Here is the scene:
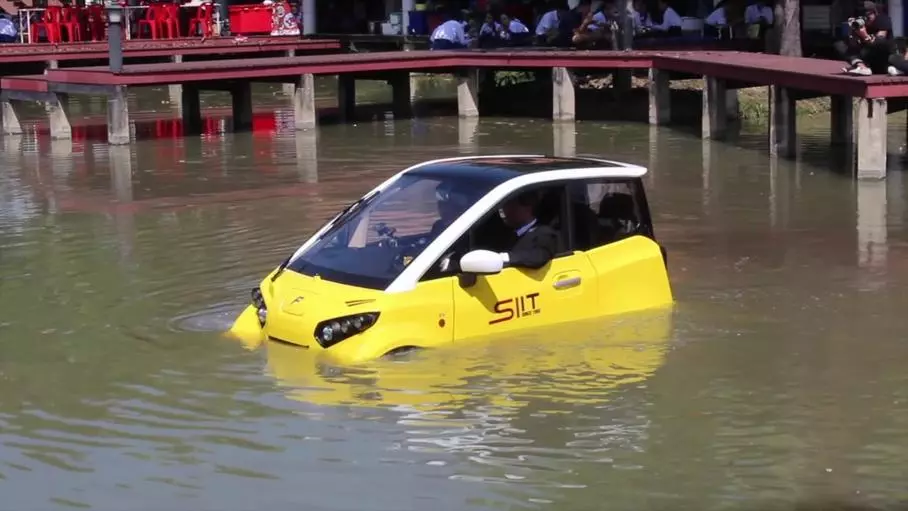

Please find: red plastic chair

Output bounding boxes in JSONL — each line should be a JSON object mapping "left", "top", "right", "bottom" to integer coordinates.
{"left": 31, "top": 6, "right": 63, "bottom": 43}
{"left": 136, "top": 3, "right": 161, "bottom": 39}
{"left": 86, "top": 4, "right": 105, "bottom": 41}
{"left": 188, "top": 2, "right": 213, "bottom": 38}
{"left": 159, "top": 3, "right": 180, "bottom": 38}
{"left": 60, "top": 6, "right": 83, "bottom": 42}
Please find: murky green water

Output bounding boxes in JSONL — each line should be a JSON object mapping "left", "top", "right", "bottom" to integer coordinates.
{"left": 3, "top": 83, "right": 908, "bottom": 510}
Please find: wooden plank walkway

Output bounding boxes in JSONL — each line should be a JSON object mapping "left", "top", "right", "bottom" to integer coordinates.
{"left": 1, "top": 48, "right": 906, "bottom": 179}
{"left": 0, "top": 36, "right": 341, "bottom": 64}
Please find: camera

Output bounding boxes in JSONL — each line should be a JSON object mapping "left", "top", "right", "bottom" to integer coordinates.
{"left": 849, "top": 16, "right": 867, "bottom": 30}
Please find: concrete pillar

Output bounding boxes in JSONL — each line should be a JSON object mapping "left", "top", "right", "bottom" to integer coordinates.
{"left": 169, "top": 55, "right": 183, "bottom": 108}
{"left": 109, "top": 145, "right": 134, "bottom": 203}
{"left": 856, "top": 98, "right": 887, "bottom": 180}
{"left": 831, "top": 95, "right": 854, "bottom": 146}
{"left": 48, "top": 93, "right": 72, "bottom": 140}
{"left": 769, "top": 85, "right": 796, "bottom": 158}
{"left": 295, "top": 130, "right": 318, "bottom": 183}
{"left": 337, "top": 74, "right": 355, "bottom": 123}
{"left": 458, "top": 116, "right": 479, "bottom": 149}
{"left": 856, "top": 180, "right": 888, "bottom": 271}
{"left": 390, "top": 72, "right": 412, "bottom": 119}
{"left": 47, "top": 59, "right": 59, "bottom": 70}
{"left": 1, "top": 99, "right": 23, "bottom": 135}
{"left": 552, "top": 67, "right": 575, "bottom": 122}
{"left": 303, "top": 0, "right": 316, "bottom": 35}
{"left": 701, "top": 76, "right": 726, "bottom": 139}
{"left": 181, "top": 84, "right": 202, "bottom": 135}
{"left": 283, "top": 50, "right": 296, "bottom": 96}
{"left": 457, "top": 69, "right": 479, "bottom": 118}
{"left": 647, "top": 125, "right": 658, "bottom": 189}
{"left": 552, "top": 121, "right": 576, "bottom": 157}
{"left": 648, "top": 68, "right": 670, "bottom": 125}
{"left": 293, "top": 73, "right": 317, "bottom": 130}
{"left": 231, "top": 82, "right": 253, "bottom": 132}
{"left": 107, "top": 85, "right": 130, "bottom": 145}
{"left": 726, "top": 89, "right": 740, "bottom": 121}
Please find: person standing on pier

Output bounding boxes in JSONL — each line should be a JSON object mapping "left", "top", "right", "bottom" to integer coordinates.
{"left": 834, "top": 1, "right": 893, "bottom": 76}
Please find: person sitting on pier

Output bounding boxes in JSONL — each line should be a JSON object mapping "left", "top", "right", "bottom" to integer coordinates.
{"left": 0, "top": 12, "right": 16, "bottom": 43}
{"left": 571, "top": 0, "right": 612, "bottom": 48}
{"left": 744, "top": 0, "right": 773, "bottom": 39}
{"left": 477, "top": 11, "right": 504, "bottom": 47}
{"left": 703, "top": 0, "right": 728, "bottom": 38}
{"left": 430, "top": 10, "right": 469, "bottom": 50}
{"left": 499, "top": 12, "right": 533, "bottom": 45}
{"left": 644, "top": 0, "right": 682, "bottom": 37}
{"left": 834, "top": 1, "right": 893, "bottom": 76}
{"left": 535, "top": 0, "right": 573, "bottom": 46}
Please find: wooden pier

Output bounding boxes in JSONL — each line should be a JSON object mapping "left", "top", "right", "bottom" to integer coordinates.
{"left": 1, "top": 48, "right": 907, "bottom": 180}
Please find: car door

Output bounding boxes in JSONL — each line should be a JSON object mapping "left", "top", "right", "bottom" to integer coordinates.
{"left": 569, "top": 178, "right": 672, "bottom": 316}
{"left": 449, "top": 183, "right": 599, "bottom": 341}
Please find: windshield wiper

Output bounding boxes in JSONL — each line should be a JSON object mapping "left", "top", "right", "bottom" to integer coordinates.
{"left": 270, "top": 190, "right": 380, "bottom": 283}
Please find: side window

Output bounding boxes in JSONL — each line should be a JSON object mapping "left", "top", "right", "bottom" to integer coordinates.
{"left": 568, "top": 179, "right": 645, "bottom": 252}
{"left": 419, "top": 183, "right": 568, "bottom": 282}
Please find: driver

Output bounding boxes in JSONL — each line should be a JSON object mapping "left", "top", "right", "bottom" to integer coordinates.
{"left": 429, "top": 182, "right": 474, "bottom": 237}
{"left": 497, "top": 190, "right": 559, "bottom": 269}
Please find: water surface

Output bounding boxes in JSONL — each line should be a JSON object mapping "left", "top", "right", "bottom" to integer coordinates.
{"left": 2, "top": 85, "right": 908, "bottom": 511}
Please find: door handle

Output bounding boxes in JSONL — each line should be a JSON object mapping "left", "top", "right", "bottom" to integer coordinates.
{"left": 553, "top": 276, "right": 581, "bottom": 289}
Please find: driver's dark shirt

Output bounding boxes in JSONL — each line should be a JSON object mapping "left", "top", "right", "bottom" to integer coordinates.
{"left": 504, "top": 223, "right": 559, "bottom": 269}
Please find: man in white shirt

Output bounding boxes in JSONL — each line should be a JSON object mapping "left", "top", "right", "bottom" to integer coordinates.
{"left": 645, "top": 0, "right": 682, "bottom": 37}
{"left": 430, "top": 11, "right": 468, "bottom": 49}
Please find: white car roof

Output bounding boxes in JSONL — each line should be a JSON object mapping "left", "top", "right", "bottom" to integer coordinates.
{"left": 402, "top": 154, "right": 648, "bottom": 180}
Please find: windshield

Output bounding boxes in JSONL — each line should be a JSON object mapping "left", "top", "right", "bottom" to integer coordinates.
{"left": 287, "top": 173, "right": 495, "bottom": 289}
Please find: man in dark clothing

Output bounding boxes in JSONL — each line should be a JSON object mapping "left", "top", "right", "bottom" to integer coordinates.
{"left": 497, "top": 191, "right": 559, "bottom": 269}
{"left": 834, "top": 1, "right": 894, "bottom": 76}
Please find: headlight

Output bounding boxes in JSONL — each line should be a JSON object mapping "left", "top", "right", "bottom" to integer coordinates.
{"left": 251, "top": 287, "right": 267, "bottom": 327}
{"left": 314, "top": 312, "right": 380, "bottom": 348}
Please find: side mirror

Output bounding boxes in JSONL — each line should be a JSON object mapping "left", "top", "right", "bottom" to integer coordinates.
{"left": 459, "top": 249, "right": 504, "bottom": 275}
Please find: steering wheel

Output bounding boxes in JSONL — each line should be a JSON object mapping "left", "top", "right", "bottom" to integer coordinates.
{"left": 374, "top": 222, "right": 399, "bottom": 248}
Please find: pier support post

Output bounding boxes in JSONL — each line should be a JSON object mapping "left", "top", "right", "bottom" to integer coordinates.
{"left": 648, "top": 68, "right": 670, "bottom": 125}
{"left": 1, "top": 99, "right": 22, "bottom": 135}
{"left": 231, "top": 82, "right": 253, "bottom": 132}
{"left": 856, "top": 98, "right": 887, "bottom": 180}
{"left": 770, "top": 85, "right": 797, "bottom": 158}
{"left": 293, "top": 73, "right": 317, "bottom": 130}
{"left": 337, "top": 75, "right": 355, "bottom": 122}
{"left": 457, "top": 69, "right": 479, "bottom": 118}
{"left": 701, "top": 76, "right": 726, "bottom": 139}
{"left": 48, "top": 93, "right": 72, "bottom": 140}
{"left": 390, "top": 72, "right": 412, "bottom": 119}
{"left": 107, "top": 85, "right": 130, "bottom": 145}
{"left": 169, "top": 55, "right": 183, "bottom": 108}
{"left": 553, "top": 121, "right": 576, "bottom": 157}
{"left": 831, "top": 95, "right": 854, "bottom": 146}
{"left": 181, "top": 84, "right": 202, "bottom": 136}
{"left": 283, "top": 50, "right": 296, "bottom": 96}
{"left": 726, "top": 89, "right": 740, "bottom": 121}
{"left": 552, "top": 67, "right": 575, "bottom": 121}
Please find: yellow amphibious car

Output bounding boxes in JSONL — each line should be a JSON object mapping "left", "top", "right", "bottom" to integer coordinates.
{"left": 229, "top": 155, "right": 673, "bottom": 365}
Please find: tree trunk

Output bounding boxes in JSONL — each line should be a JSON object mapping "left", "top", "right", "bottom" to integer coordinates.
{"left": 774, "top": 0, "right": 802, "bottom": 57}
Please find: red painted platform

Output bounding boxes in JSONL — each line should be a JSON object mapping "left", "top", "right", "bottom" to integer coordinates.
{"left": 655, "top": 51, "right": 908, "bottom": 99}
{"left": 0, "top": 36, "right": 341, "bottom": 64}
{"left": 3, "top": 49, "right": 908, "bottom": 100}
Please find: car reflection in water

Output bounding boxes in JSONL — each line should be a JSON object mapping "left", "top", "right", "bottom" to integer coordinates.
{"left": 259, "top": 308, "right": 675, "bottom": 418}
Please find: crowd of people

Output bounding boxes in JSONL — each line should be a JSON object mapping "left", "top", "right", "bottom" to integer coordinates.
{"left": 428, "top": 0, "right": 694, "bottom": 50}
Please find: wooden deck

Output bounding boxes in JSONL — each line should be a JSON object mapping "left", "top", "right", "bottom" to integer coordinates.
{"left": 1, "top": 48, "right": 905, "bottom": 180}
{"left": 0, "top": 36, "right": 341, "bottom": 64}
